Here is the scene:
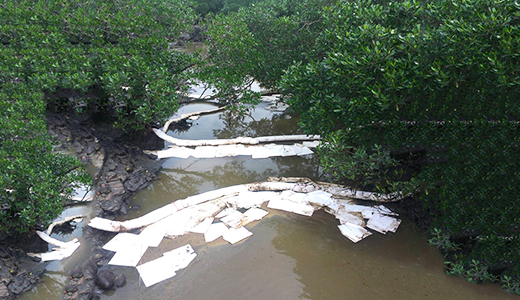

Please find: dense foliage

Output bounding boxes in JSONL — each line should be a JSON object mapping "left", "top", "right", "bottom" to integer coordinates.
{"left": 197, "top": 0, "right": 332, "bottom": 105}
{"left": 1, "top": 0, "right": 197, "bottom": 130}
{"left": 0, "top": 0, "right": 196, "bottom": 234}
{"left": 0, "top": 85, "right": 89, "bottom": 234}
{"left": 204, "top": 0, "right": 520, "bottom": 294}
{"left": 192, "top": 0, "right": 266, "bottom": 15}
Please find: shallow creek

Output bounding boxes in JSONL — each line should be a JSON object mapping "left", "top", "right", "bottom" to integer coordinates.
{"left": 22, "top": 100, "right": 515, "bottom": 300}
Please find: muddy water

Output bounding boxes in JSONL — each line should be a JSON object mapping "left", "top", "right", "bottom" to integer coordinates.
{"left": 108, "top": 102, "right": 514, "bottom": 300}
{"left": 22, "top": 100, "right": 516, "bottom": 300}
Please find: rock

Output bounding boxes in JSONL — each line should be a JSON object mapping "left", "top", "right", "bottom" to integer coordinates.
{"left": 64, "top": 285, "right": 78, "bottom": 293}
{"left": 99, "top": 198, "right": 123, "bottom": 214}
{"left": 7, "top": 275, "right": 32, "bottom": 295}
{"left": 124, "top": 175, "right": 147, "bottom": 192}
{"left": 73, "top": 141, "right": 85, "bottom": 154}
{"left": 107, "top": 180, "right": 125, "bottom": 196}
{"left": 114, "top": 273, "right": 126, "bottom": 287}
{"left": 69, "top": 266, "right": 84, "bottom": 279}
{"left": 105, "top": 158, "right": 117, "bottom": 171}
{"left": 95, "top": 270, "right": 115, "bottom": 290}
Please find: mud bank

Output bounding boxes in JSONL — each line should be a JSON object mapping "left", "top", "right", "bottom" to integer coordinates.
{"left": 0, "top": 110, "right": 166, "bottom": 300}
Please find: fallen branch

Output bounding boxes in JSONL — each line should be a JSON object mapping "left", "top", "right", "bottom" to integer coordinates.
{"left": 162, "top": 106, "right": 227, "bottom": 132}
{"left": 46, "top": 215, "right": 84, "bottom": 235}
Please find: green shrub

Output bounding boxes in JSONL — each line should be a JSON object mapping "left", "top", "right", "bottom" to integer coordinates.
{"left": 0, "top": 0, "right": 197, "bottom": 234}
{"left": 0, "top": 84, "right": 90, "bottom": 234}
{"left": 281, "top": 0, "right": 520, "bottom": 293}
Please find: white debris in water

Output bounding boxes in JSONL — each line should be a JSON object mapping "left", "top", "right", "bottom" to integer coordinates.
{"left": 35, "top": 239, "right": 81, "bottom": 262}
{"left": 221, "top": 211, "right": 245, "bottom": 228}
{"left": 243, "top": 208, "right": 268, "bottom": 223}
{"left": 103, "top": 233, "right": 141, "bottom": 252}
{"left": 103, "top": 233, "right": 150, "bottom": 267}
{"left": 305, "top": 190, "right": 334, "bottom": 207}
{"left": 260, "top": 95, "right": 281, "bottom": 102}
{"left": 157, "top": 146, "right": 195, "bottom": 159}
{"left": 338, "top": 223, "right": 373, "bottom": 243}
{"left": 97, "top": 179, "right": 403, "bottom": 287}
{"left": 224, "top": 191, "right": 275, "bottom": 209}
{"left": 267, "top": 192, "right": 315, "bottom": 217}
{"left": 204, "top": 222, "right": 229, "bottom": 243}
{"left": 136, "top": 244, "right": 197, "bottom": 287}
{"left": 267, "top": 101, "right": 290, "bottom": 112}
{"left": 302, "top": 141, "right": 320, "bottom": 148}
{"left": 108, "top": 244, "right": 149, "bottom": 267}
{"left": 335, "top": 211, "right": 365, "bottom": 227}
{"left": 189, "top": 217, "right": 214, "bottom": 234}
{"left": 162, "top": 244, "right": 198, "bottom": 270}
{"left": 222, "top": 226, "right": 253, "bottom": 244}
{"left": 192, "top": 146, "right": 217, "bottom": 158}
{"left": 136, "top": 256, "right": 177, "bottom": 287}
{"left": 156, "top": 143, "right": 314, "bottom": 159}
{"left": 366, "top": 213, "right": 402, "bottom": 234}
{"left": 139, "top": 224, "right": 166, "bottom": 248}
{"left": 215, "top": 207, "right": 237, "bottom": 219}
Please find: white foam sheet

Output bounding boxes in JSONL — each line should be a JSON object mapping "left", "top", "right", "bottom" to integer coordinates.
{"left": 215, "top": 207, "right": 236, "bottom": 219}
{"left": 189, "top": 217, "right": 214, "bottom": 234}
{"left": 162, "top": 244, "right": 197, "bottom": 270}
{"left": 305, "top": 190, "right": 334, "bottom": 207}
{"left": 192, "top": 146, "right": 217, "bottom": 158}
{"left": 108, "top": 244, "right": 149, "bottom": 267}
{"left": 243, "top": 208, "right": 268, "bottom": 223}
{"left": 204, "top": 222, "right": 229, "bottom": 243}
{"left": 338, "top": 223, "right": 373, "bottom": 243}
{"left": 103, "top": 233, "right": 142, "bottom": 252}
{"left": 250, "top": 145, "right": 278, "bottom": 159}
{"left": 222, "top": 227, "right": 253, "bottom": 244}
{"left": 214, "top": 144, "right": 246, "bottom": 157}
{"left": 156, "top": 200, "right": 225, "bottom": 237}
{"left": 157, "top": 144, "right": 314, "bottom": 159}
{"left": 221, "top": 211, "right": 245, "bottom": 228}
{"left": 136, "top": 256, "right": 177, "bottom": 287}
{"left": 180, "top": 185, "right": 248, "bottom": 208}
{"left": 302, "top": 141, "right": 320, "bottom": 148}
{"left": 267, "top": 198, "right": 315, "bottom": 216}
{"left": 293, "top": 144, "right": 314, "bottom": 156}
{"left": 280, "top": 190, "right": 308, "bottom": 203}
{"left": 139, "top": 223, "right": 166, "bottom": 248}
{"left": 136, "top": 244, "right": 197, "bottom": 287}
{"left": 335, "top": 211, "right": 365, "bottom": 227}
{"left": 338, "top": 203, "right": 382, "bottom": 219}
{"left": 229, "top": 191, "right": 276, "bottom": 208}
{"left": 375, "top": 205, "right": 399, "bottom": 216}
{"left": 261, "top": 95, "right": 281, "bottom": 102}
{"left": 265, "top": 144, "right": 286, "bottom": 157}
{"left": 157, "top": 146, "right": 195, "bottom": 159}
{"left": 366, "top": 213, "right": 401, "bottom": 234}
{"left": 281, "top": 145, "right": 298, "bottom": 157}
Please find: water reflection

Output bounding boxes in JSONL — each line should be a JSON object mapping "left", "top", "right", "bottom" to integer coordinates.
{"left": 213, "top": 107, "right": 300, "bottom": 139}
{"left": 270, "top": 211, "right": 516, "bottom": 300}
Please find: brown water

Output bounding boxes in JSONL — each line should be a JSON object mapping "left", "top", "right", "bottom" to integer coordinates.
{"left": 22, "top": 100, "right": 517, "bottom": 300}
